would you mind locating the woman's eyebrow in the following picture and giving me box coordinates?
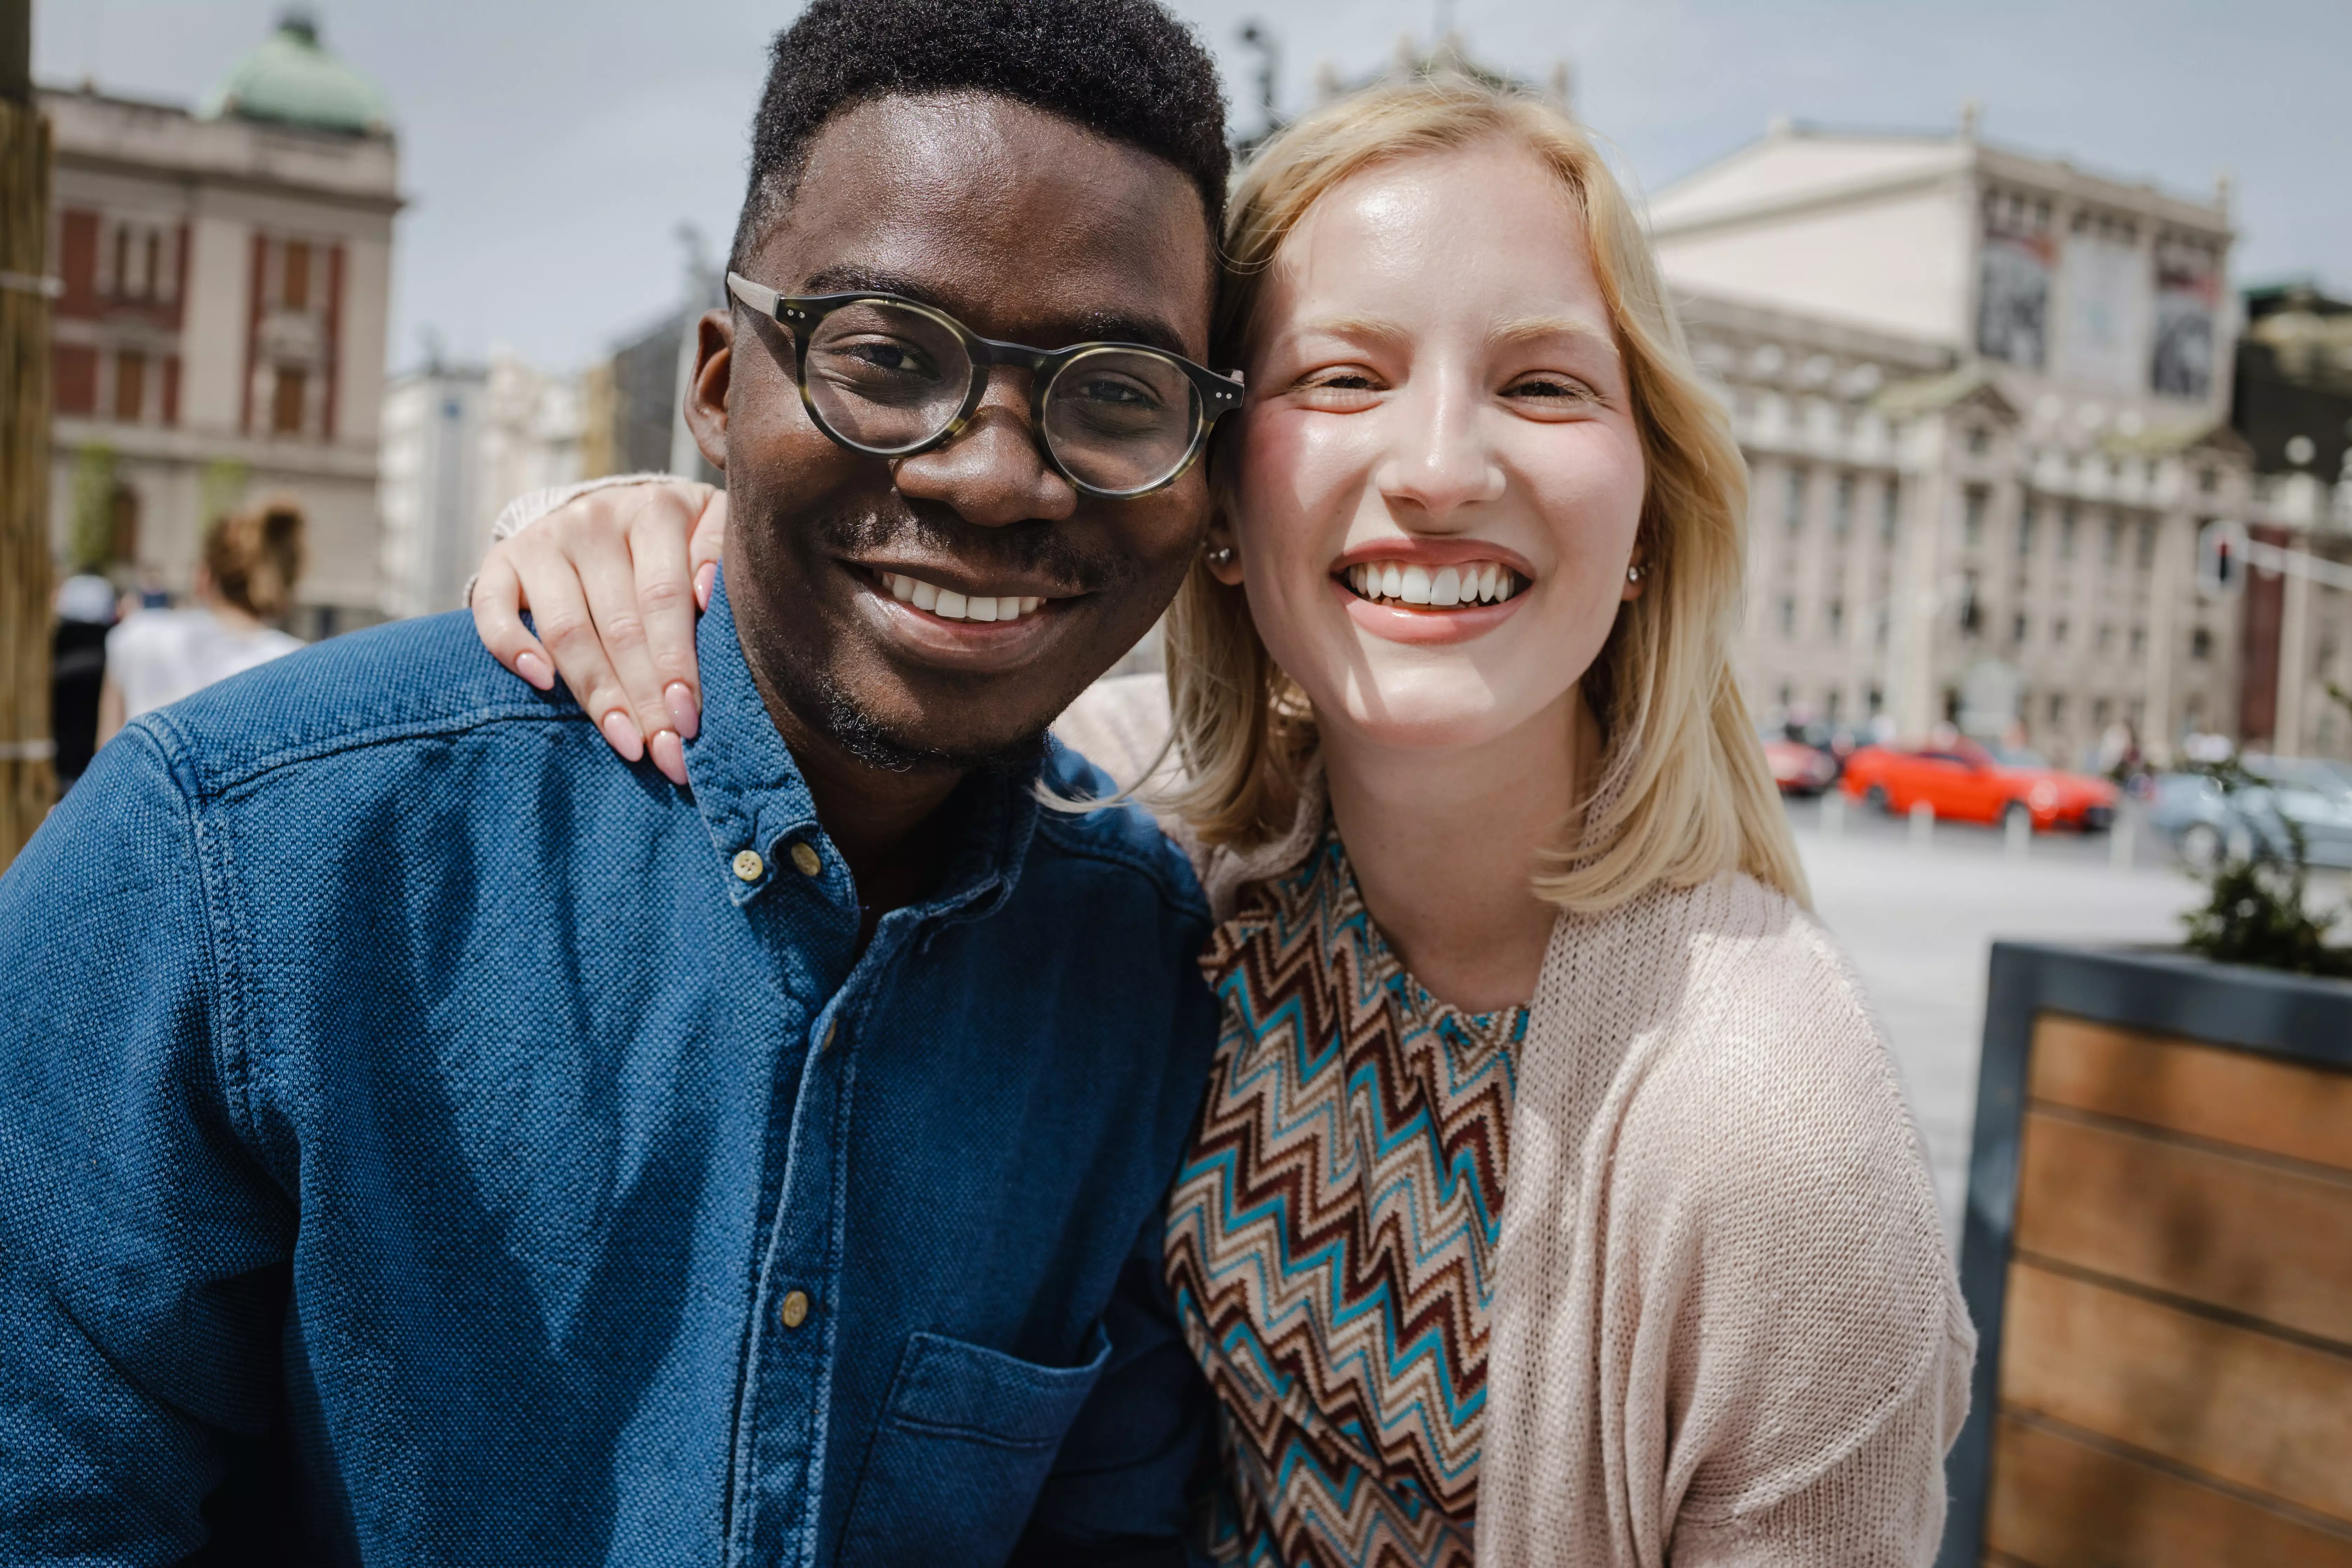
[1487,314,1622,360]
[1283,312,1414,349]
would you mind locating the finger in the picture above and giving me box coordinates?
[516,543,642,764]
[689,490,729,613]
[627,497,706,743]
[567,531,679,779]
[470,553,555,691]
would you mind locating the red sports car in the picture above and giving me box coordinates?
[1763,735,1840,796]
[1839,740,2118,831]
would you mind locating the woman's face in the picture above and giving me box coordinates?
[1218,139,1648,752]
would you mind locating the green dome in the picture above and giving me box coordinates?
[200,13,391,136]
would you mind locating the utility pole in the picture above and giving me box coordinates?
[0,0,57,869]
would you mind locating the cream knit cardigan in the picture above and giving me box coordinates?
[1054,678,1975,1568]
[491,486,1976,1565]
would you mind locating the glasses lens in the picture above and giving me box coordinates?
[802,301,971,453]
[1043,349,1199,493]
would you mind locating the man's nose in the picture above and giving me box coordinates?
[890,370,1078,526]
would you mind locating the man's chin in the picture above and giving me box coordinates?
[796,668,1054,778]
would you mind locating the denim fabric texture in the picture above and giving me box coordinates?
[0,573,1220,1566]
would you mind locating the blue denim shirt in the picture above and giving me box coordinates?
[0,576,1220,1566]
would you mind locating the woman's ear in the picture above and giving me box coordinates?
[1203,511,1245,587]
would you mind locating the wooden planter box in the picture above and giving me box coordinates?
[1938,943,2352,1568]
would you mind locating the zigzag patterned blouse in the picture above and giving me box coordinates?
[1164,826,1526,1568]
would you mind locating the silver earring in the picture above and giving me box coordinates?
[1207,546,1237,567]
[1626,564,1644,582]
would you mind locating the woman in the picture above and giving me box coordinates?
[473,78,1970,1566]
[98,500,307,745]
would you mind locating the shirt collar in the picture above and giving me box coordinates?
[682,567,1042,922]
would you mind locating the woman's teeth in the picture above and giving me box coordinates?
[1344,561,1521,607]
[880,572,1048,623]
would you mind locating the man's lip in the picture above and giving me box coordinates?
[1328,537,1538,580]
[854,560,1085,602]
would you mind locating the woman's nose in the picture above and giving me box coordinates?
[891,373,1079,527]
[1374,378,1505,518]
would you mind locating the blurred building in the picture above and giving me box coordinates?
[2230,284,2352,757]
[579,244,723,486]
[1652,113,2352,765]
[378,353,582,618]
[42,14,398,637]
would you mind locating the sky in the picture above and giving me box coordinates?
[36,0,2352,377]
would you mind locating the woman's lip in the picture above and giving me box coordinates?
[1328,574,1525,645]
[1329,537,1538,579]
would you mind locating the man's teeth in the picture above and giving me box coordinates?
[1344,561,1521,606]
[881,572,1048,622]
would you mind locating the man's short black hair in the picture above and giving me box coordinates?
[730,0,1230,270]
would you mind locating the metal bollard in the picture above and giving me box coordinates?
[2006,805,2031,860]
[2110,811,2135,871]
[1820,790,1845,836]
[1909,799,1934,849]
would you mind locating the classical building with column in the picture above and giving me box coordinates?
[1651,114,2348,765]
[42,15,397,636]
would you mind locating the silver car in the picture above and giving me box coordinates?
[2150,754,2352,869]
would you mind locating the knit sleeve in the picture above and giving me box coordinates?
[1607,917,1975,1567]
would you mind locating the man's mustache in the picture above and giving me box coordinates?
[807,502,1132,598]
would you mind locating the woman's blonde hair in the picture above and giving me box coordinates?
[203,499,307,621]
[1163,75,1807,913]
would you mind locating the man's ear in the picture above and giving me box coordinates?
[686,309,734,472]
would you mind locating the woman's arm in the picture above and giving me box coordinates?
[469,478,726,785]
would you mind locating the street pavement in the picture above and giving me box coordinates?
[1783,797,2211,1250]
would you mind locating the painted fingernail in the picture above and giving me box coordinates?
[694,561,717,611]
[600,710,645,762]
[665,682,700,742]
[648,728,688,787]
[516,650,554,690]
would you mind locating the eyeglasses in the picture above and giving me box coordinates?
[726,271,1245,498]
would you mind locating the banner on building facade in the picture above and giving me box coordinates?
[2058,227,2146,391]
[2151,237,2219,400]
[1976,204,2053,371]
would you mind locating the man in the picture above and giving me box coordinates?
[0,1,1234,1561]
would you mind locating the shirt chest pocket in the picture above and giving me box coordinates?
[839,1323,1113,1566]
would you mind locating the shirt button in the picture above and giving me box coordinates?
[778,1289,811,1329]
[731,848,765,882]
[789,842,823,878]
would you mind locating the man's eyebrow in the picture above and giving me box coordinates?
[791,266,1193,358]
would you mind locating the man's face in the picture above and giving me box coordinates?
[690,91,1217,771]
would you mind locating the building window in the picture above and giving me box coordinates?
[2190,626,2213,661]
[1868,686,1884,716]
[1785,468,1807,534]
[1827,598,1845,639]
[1779,596,1797,637]
[2104,517,2122,565]
[283,240,312,312]
[113,351,146,423]
[1832,474,1854,537]
[1963,485,1989,550]
[2094,698,2112,728]
[2013,612,2029,645]
[1967,425,1990,455]
[2137,520,2155,569]
[2017,500,2036,558]
[2131,625,2147,657]
[2200,466,2218,494]
[2054,617,2070,645]
[1880,481,1899,542]
[2048,694,2065,727]
[2059,509,2077,560]
[2098,623,2114,654]
[1826,690,1843,724]
[271,366,307,435]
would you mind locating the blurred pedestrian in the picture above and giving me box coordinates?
[49,574,117,788]
[96,501,306,747]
